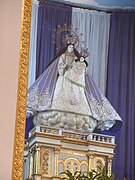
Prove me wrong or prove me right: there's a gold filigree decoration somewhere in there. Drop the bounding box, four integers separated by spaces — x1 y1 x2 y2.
12 0 32 179
59 157 88 174
42 152 50 174
60 149 86 157
41 148 52 177
93 156 105 170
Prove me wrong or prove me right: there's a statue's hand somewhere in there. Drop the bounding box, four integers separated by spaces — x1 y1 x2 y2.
58 63 65 76
61 53 66 60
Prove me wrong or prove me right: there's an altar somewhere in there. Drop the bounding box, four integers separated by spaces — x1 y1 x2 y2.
24 126 115 180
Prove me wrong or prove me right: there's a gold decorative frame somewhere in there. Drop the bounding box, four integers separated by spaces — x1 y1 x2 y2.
10 1 117 179
12 0 32 179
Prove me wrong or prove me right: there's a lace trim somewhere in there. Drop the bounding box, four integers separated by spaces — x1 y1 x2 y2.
51 88 92 116
88 93 122 121
27 87 52 111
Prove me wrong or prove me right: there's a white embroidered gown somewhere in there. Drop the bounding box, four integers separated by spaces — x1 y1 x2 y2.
51 58 92 116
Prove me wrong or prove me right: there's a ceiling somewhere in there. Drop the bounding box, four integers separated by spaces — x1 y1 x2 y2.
55 0 135 10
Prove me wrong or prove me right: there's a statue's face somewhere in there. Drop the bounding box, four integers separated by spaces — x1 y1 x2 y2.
80 57 85 62
67 44 74 53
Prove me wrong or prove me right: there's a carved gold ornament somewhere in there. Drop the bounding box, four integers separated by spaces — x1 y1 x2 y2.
41 148 52 177
12 0 32 179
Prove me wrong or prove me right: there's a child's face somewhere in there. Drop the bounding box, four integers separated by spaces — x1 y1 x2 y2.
67 44 74 53
80 57 85 62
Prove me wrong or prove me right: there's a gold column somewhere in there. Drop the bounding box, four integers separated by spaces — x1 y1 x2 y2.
54 147 60 177
87 153 94 172
71 161 74 174
35 144 41 174
28 150 34 179
108 156 113 176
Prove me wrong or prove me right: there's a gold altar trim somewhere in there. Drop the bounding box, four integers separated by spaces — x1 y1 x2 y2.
88 150 115 156
27 143 114 158
59 158 88 166
59 157 88 173
28 132 116 149
60 148 114 157
88 141 116 149
12 0 32 179
62 138 87 145
60 149 87 157
62 138 115 148
34 173 42 176
28 132 64 142
41 148 52 177
27 141 62 151
42 175 56 178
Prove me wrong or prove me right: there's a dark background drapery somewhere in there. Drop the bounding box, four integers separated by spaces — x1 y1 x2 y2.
26 3 135 179
36 2 72 79
106 12 135 180
25 2 72 138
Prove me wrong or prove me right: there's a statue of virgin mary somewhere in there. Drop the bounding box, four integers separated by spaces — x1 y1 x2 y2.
27 33 122 134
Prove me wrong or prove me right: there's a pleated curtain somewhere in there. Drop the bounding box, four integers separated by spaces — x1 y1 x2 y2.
35 2 72 79
107 12 135 180
26 4 135 180
28 1 39 88
72 8 110 94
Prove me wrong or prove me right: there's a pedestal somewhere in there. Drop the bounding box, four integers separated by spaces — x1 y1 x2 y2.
24 126 116 180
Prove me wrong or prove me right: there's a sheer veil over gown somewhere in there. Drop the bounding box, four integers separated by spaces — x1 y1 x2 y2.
27 44 122 134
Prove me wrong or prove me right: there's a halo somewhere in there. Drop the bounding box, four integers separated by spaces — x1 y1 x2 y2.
53 24 82 52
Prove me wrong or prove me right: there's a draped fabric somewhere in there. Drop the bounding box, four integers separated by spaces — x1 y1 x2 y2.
26 2 72 138
28 2 39 88
107 12 135 180
36 2 72 79
27 56 122 132
27 59 59 112
26 2 39 138
72 8 110 94
26 4 135 179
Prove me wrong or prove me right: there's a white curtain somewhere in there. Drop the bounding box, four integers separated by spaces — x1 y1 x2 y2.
72 8 110 94
28 1 39 88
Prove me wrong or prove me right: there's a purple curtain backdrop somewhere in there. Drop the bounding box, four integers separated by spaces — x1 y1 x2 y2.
106 12 135 180
36 2 72 79
25 2 72 138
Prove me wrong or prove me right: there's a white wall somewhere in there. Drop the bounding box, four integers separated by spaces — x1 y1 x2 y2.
0 0 22 179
